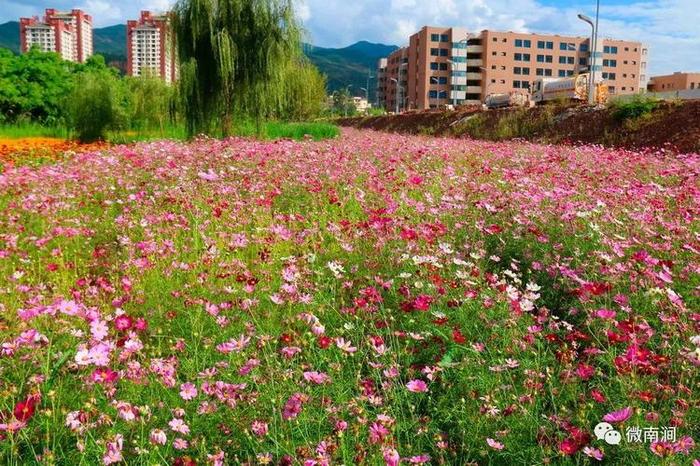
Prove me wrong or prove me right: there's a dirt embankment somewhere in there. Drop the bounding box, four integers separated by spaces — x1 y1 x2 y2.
338 100 700 153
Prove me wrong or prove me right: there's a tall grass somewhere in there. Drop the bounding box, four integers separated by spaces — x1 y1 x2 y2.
231 120 340 140
0 123 69 139
0 121 339 144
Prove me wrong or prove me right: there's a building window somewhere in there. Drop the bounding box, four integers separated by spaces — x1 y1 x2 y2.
438 76 448 84
558 70 566 77
580 43 589 52
536 68 544 76
603 45 618 54
608 86 616 93
438 90 448 98
430 62 439 70
431 33 440 42
537 54 545 63
430 48 439 56
522 67 530 75
428 90 438 98
440 34 449 42
515 53 522 61
515 39 522 47
515 39 531 48
603 59 617 67
492 51 497 56
439 48 448 57
546 55 553 63
537 40 545 49
579 57 587 65
514 80 521 88
514 66 522 74
545 69 552 77
440 63 448 71
560 42 575 51
492 37 498 42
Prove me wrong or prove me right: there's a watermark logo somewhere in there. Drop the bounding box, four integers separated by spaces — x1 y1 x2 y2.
594 422 677 445
594 422 621 445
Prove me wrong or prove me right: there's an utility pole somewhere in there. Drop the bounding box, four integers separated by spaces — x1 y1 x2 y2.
578 13 596 105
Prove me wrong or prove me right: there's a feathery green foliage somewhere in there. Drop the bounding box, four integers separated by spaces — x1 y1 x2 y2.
173 0 303 137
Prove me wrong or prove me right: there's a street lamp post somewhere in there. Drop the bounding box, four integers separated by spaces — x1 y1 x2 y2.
360 87 369 112
578 13 597 105
390 78 403 114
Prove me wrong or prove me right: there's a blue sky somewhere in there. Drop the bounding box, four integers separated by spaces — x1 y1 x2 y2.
3 0 698 75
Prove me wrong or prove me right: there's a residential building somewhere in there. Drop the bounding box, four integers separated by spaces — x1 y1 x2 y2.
377 26 648 110
19 9 93 63
127 11 177 84
648 72 700 91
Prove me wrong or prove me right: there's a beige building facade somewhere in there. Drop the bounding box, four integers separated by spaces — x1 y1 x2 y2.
648 72 700 91
378 26 648 111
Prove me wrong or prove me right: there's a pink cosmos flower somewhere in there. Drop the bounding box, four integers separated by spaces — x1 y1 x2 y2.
179 383 198 401
382 447 400 466
103 435 123 465
486 438 504 450
603 406 632 423
407 455 430 464
173 438 189 450
303 371 331 385
168 418 190 435
583 446 604 460
251 420 268 436
149 429 167 445
406 379 428 393
594 309 617 320
114 315 133 332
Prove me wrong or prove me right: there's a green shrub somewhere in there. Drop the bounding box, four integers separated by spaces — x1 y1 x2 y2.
66 73 125 142
609 95 660 121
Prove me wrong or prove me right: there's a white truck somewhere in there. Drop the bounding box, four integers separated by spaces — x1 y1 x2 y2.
531 73 608 104
484 92 531 109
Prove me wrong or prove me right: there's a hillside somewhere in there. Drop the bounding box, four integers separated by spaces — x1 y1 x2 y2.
0 20 397 100
304 41 398 101
0 21 19 52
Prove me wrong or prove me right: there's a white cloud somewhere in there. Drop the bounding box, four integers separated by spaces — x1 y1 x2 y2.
2 0 697 75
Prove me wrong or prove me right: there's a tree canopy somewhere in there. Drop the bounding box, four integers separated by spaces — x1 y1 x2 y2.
173 0 305 136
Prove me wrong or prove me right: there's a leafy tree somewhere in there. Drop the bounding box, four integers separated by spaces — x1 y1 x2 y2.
330 88 357 117
126 71 177 133
173 0 302 136
273 58 327 121
66 72 125 142
0 47 75 124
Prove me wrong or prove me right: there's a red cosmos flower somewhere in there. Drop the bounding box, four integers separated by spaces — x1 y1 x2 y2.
408 175 423 185
559 437 580 455
13 394 39 422
452 328 466 344
91 368 118 384
412 294 433 312
590 389 606 403
317 336 332 349
134 317 148 332
484 224 502 235
172 456 197 466
114 314 133 332
575 363 595 380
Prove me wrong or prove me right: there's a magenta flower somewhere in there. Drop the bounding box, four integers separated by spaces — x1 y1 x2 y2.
603 407 633 423
487 438 505 450
179 382 198 401
406 379 428 393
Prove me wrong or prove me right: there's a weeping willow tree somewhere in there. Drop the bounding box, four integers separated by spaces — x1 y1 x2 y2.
173 0 302 136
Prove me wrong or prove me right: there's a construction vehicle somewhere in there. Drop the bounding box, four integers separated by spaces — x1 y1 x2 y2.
484 92 531 109
531 73 608 104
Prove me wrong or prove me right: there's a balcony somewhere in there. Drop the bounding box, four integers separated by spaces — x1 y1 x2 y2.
466 72 482 80
466 59 483 67
467 45 483 53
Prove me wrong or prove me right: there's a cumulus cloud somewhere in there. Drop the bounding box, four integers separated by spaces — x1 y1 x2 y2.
3 0 697 74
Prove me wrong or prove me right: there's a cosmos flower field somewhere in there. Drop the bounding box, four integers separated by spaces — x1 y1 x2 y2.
0 129 698 465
